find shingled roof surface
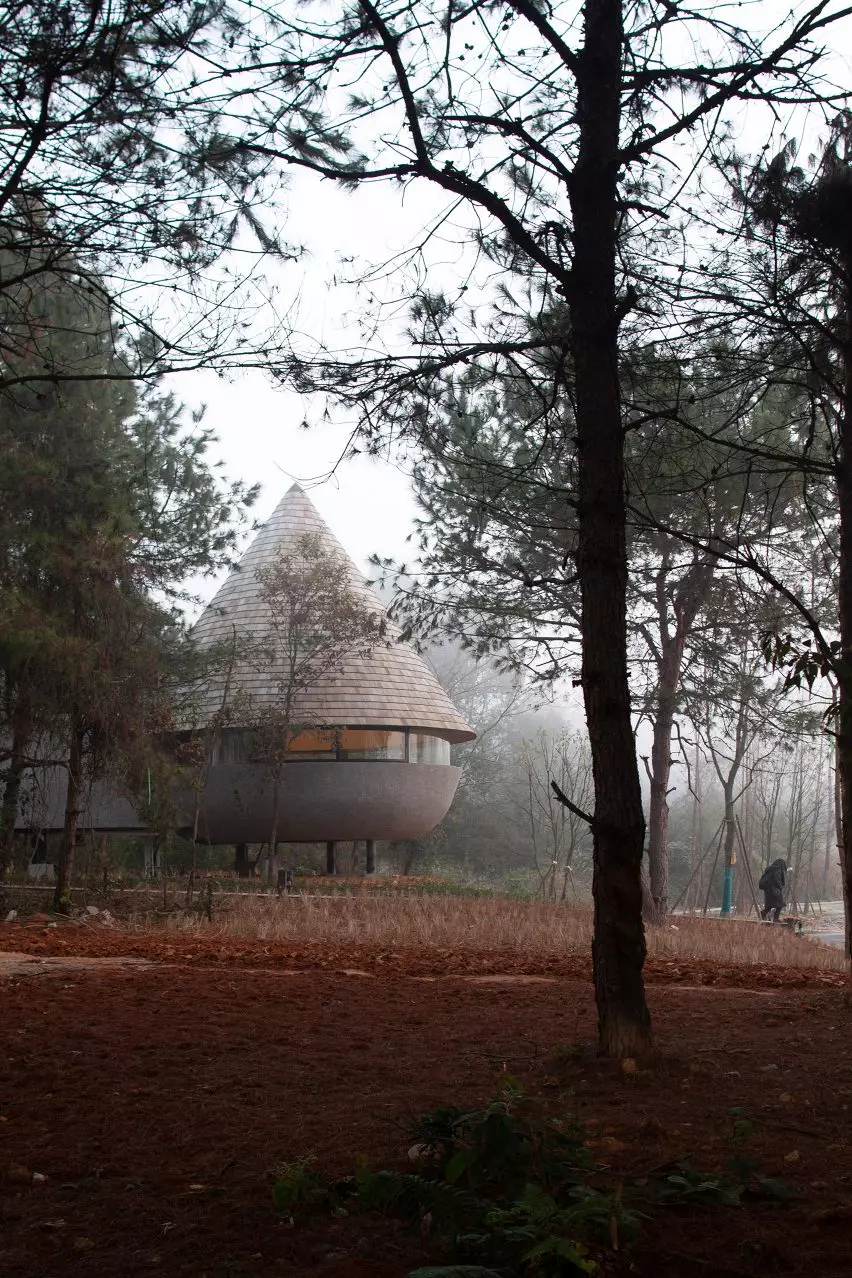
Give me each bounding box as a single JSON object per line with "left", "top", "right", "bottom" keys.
{"left": 189, "top": 484, "right": 475, "bottom": 742}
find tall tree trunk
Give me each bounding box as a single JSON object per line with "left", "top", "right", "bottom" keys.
{"left": 837, "top": 671, "right": 852, "bottom": 954}
{"left": 823, "top": 795, "right": 835, "bottom": 901}
{"left": 646, "top": 557, "right": 714, "bottom": 923}
{"left": 646, "top": 644, "right": 680, "bottom": 922}
{"left": 765, "top": 774, "right": 780, "bottom": 867}
{"left": 826, "top": 738, "right": 840, "bottom": 900}
{"left": 569, "top": 0, "right": 652, "bottom": 1056}
{"left": 785, "top": 744, "right": 802, "bottom": 910}
{"left": 688, "top": 745, "right": 701, "bottom": 912}
{"left": 720, "top": 781, "right": 737, "bottom": 916}
{"left": 835, "top": 272, "right": 852, "bottom": 962}
{"left": 0, "top": 702, "right": 31, "bottom": 879}
{"left": 269, "top": 771, "right": 281, "bottom": 883}
{"left": 53, "top": 717, "right": 85, "bottom": 914}
{"left": 808, "top": 753, "right": 824, "bottom": 884}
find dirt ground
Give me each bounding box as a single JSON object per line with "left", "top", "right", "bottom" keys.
{"left": 2, "top": 926, "right": 852, "bottom": 1278}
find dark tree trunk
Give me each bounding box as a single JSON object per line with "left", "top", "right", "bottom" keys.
{"left": 835, "top": 271, "right": 852, "bottom": 962}
{"left": 645, "top": 557, "right": 714, "bottom": 923}
{"left": 53, "top": 718, "right": 85, "bottom": 914}
{"left": 0, "top": 702, "right": 31, "bottom": 879}
{"left": 569, "top": 0, "right": 652, "bottom": 1056}
{"left": 646, "top": 644, "right": 679, "bottom": 922}
{"left": 688, "top": 744, "right": 701, "bottom": 912}
{"left": 268, "top": 773, "right": 282, "bottom": 884}
{"left": 836, "top": 670, "right": 852, "bottom": 958}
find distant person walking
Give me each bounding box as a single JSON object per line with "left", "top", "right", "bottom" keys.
{"left": 759, "top": 858, "right": 787, "bottom": 922}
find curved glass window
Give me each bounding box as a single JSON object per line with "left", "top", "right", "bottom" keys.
{"left": 285, "top": 728, "right": 338, "bottom": 759}
{"left": 213, "top": 727, "right": 337, "bottom": 763}
{"left": 211, "top": 726, "right": 451, "bottom": 764}
{"left": 409, "top": 733, "right": 451, "bottom": 765}
{"left": 338, "top": 729, "right": 406, "bottom": 761}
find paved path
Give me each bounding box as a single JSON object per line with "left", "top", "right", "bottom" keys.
{"left": 814, "top": 931, "right": 846, "bottom": 949}
{"left": 0, "top": 951, "right": 152, "bottom": 978}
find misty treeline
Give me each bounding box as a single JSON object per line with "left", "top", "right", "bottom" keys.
{"left": 3, "top": 0, "right": 852, "bottom": 1053}
{"left": 385, "top": 647, "right": 841, "bottom": 915}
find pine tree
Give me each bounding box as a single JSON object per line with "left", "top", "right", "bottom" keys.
{"left": 0, "top": 250, "right": 257, "bottom": 899}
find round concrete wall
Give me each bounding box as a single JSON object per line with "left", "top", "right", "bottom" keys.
{"left": 175, "top": 761, "right": 462, "bottom": 844}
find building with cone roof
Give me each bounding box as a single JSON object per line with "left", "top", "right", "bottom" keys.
{"left": 15, "top": 484, "right": 475, "bottom": 874}
{"left": 189, "top": 483, "right": 473, "bottom": 743}
{"left": 170, "top": 483, "right": 475, "bottom": 855}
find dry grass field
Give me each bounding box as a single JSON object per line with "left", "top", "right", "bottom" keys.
{"left": 159, "top": 892, "right": 848, "bottom": 972}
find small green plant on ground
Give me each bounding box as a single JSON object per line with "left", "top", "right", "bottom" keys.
{"left": 643, "top": 1107, "right": 794, "bottom": 1211}
{"left": 271, "top": 1156, "right": 331, "bottom": 1222}
{"left": 655, "top": 1157, "right": 793, "bottom": 1208}
{"left": 271, "top": 1090, "right": 794, "bottom": 1276}
{"left": 273, "top": 1082, "right": 639, "bottom": 1275}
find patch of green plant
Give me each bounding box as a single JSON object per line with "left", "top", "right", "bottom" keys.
{"left": 188, "top": 879, "right": 215, "bottom": 921}
{"left": 726, "top": 1106, "right": 757, "bottom": 1145}
{"left": 271, "top": 1156, "right": 332, "bottom": 1221}
{"left": 747, "top": 1177, "right": 795, "bottom": 1202}
{"left": 651, "top": 1157, "right": 794, "bottom": 1209}
{"left": 352, "top": 1086, "right": 639, "bottom": 1276}
{"left": 271, "top": 1087, "right": 789, "bottom": 1274}
{"left": 654, "top": 1162, "right": 745, "bottom": 1207}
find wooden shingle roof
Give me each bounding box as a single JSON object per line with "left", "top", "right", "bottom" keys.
{"left": 189, "top": 484, "right": 476, "bottom": 743}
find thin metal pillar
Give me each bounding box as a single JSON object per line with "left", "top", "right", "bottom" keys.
{"left": 365, "top": 839, "right": 376, "bottom": 875}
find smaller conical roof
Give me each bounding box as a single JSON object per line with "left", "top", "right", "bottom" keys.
{"left": 189, "top": 484, "right": 475, "bottom": 742}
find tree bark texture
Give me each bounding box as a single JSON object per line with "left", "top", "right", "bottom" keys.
{"left": 720, "top": 783, "right": 737, "bottom": 916}
{"left": 54, "top": 719, "right": 84, "bottom": 913}
{"left": 835, "top": 270, "right": 852, "bottom": 962}
{"left": 269, "top": 772, "right": 282, "bottom": 883}
{"left": 688, "top": 745, "right": 701, "bottom": 912}
{"left": 569, "top": 0, "right": 652, "bottom": 1056}
{"left": 830, "top": 741, "right": 842, "bottom": 900}
{"left": 646, "top": 695, "right": 674, "bottom": 921}
{"left": 0, "top": 701, "right": 30, "bottom": 879}
{"left": 645, "top": 559, "right": 714, "bottom": 923}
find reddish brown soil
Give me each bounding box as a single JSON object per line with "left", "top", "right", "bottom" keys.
{"left": 2, "top": 933, "right": 852, "bottom": 1278}
{"left": 0, "top": 918, "right": 846, "bottom": 988}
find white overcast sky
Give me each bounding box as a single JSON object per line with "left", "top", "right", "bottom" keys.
{"left": 178, "top": 174, "right": 460, "bottom": 616}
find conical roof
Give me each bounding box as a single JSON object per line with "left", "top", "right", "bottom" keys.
{"left": 189, "top": 484, "right": 475, "bottom": 743}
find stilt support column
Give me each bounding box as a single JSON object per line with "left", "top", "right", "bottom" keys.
{"left": 235, "top": 843, "right": 251, "bottom": 879}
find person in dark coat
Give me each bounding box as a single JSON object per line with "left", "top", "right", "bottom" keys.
{"left": 758, "top": 858, "right": 787, "bottom": 922}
